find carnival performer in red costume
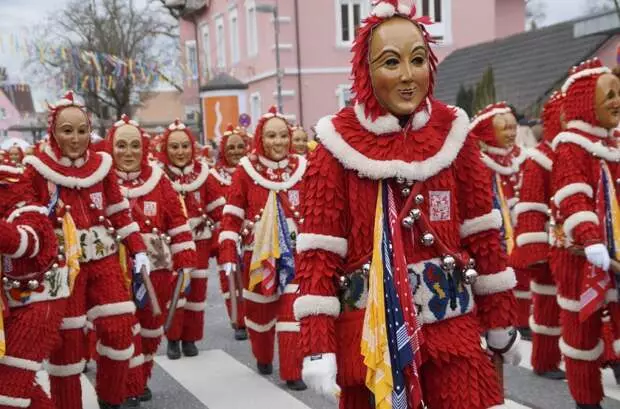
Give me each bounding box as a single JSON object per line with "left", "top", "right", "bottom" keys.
{"left": 512, "top": 92, "right": 565, "bottom": 380}
{"left": 0, "top": 163, "right": 69, "bottom": 409}
{"left": 551, "top": 58, "right": 620, "bottom": 409}
{"left": 218, "top": 106, "right": 307, "bottom": 391}
{"left": 107, "top": 115, "right": 197, "bottom": 406}
{"left": 20, "top": 91, "right": 148, "bottom": 409}
{"left": 294, "top": 2, "right": 520, "bottom": 408}
{"left": 162, "top": 119, "right": 225, "bottom": 359}
{"left": 290, "top": 125, "right": 309, "bottom": 156}
{"left": 211, "top": 124, "right": 248, "bottom": 340}
{"left": 7, "top": 146, "right": 24, "bottom": 167}
{"left": 469, "top": 102, "right": 531, "bottom": 337}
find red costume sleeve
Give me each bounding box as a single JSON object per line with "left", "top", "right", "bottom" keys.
{"left": 295, "top": 146, "right": 347, "bottom": 357}
{"left": 103, "top": 172, "right": 146, "bottom": 255}
{"left": 552, "top": 143, "right": 602, "bottom": 246}
{"left": 218, "top": 169, "right": 248, "bottom": 265}
{"left": 204, "top": 175, "right": 225, "bottom": 247}
{"left": 161, "top": 176, "right": 197, "bottom": 270}
{"left": 512, "top": 158, "right": 550, "bottom": 268}
{"left": 454, "top": 135, "right": 517, "bottom": 330}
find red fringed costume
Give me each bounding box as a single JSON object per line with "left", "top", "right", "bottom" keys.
{"left": 106, "top": 116, "right": 197, "bottom": 399}
{"left": 0, "top": 165, "right": 68, "bottom": 409}
{"left": 469, "top": 103, "right": 530, "bottom": 330}
{"left": 211, "top": 125, "right": 246, "bottom": 331}
{"left": 550, "top": 59, "right": 620, "bottom": 406}
{"left": 19, "top": 92, "right": 146, "bottom": 409}
{"left": 218, "top": 107, "right": 306, "bottom": 383}
{"left": 294, "top": 3, "right": 519, "bottom": 408}
{"left": 511, "top": 93, "right": 564, "bottom": 375}
{"left": 162, "top": 120, "right": 225, "bottom": 345}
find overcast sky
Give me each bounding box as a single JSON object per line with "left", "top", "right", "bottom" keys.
{"left": 0, "top": 0, "right": 595, "bottom": 110}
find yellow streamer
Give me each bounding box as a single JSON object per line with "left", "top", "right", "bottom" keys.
{"left": 62, "top": 212, "right": 82, "bottom": 292}
{"left": 495, "top": 174, "right": 514, "bottom": 255}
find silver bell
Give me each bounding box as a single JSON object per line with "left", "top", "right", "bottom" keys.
{"left": 11, "top": 280, "right": 21, "bottom": 289}
{"left": 57, "top": 254, "right": 65, "bottom": 261}
{"left": 401, "top": 187, "right": 411, "bottom": 197}
{"left": 44, "top": 271, "right": 53, "bottom": 280}
{"left": 2, "top": 277, "right": 10, "bottom": 289}
{"left": 467, "top": 258, "right": 476, "bottom": 269}
{"left": 107, "top": 227, "right": 115, "bottom": 234}
{"left": 98, "top": 215, "right": 105, "bottom": 223}
{"left": 294, "top": 211, "right": 301, "bottom": 218}
{"left": 115, "top": 235, "right": 122, "bottom": 242}
{"left": 27, "top": 280, "right": 39, "bottom": 290}
{"left": 339, "top": 275, "right": 351, "bottom": 289}
{"left": 410, "top": 208, "right": 421, "bottom": 220}
{"left": 152, "top": 227, "right": 159, "bottom": 234}
{"left": 246, "top": 221, "right": 255, "bottom": 230}
{"left": 241, "top": 228, "right": 250, "bottom": 236}
{"left": 166, "top": 235, "right": 172, "bottom": 244}
{"left": 415, "top": 194, "right": 424, "bottom": 205}
{"left": 402, "top": 216, "right": 414, "bottom": 228}
{"left": 362, "top": 263, "right": 371, "bottom": 274}
{"left": 463, "top": 268, "right": 479, "bottom": 285}
{"left": 421, "top": 232, "right": 435, "bottom": 246}
{"left": 52, "top": 263, "right": 60, "bottom": 270}
{"left": 254, "top": 215, "right": 261, "bottom": 222}
{"left": 441, "top": 255, "right": 456, "bottom": 273}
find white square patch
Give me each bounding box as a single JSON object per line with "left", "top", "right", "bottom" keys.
{"left": 193, "top": 191, "right": 202, "bottom": 204}
{"left": 288, "top": 190, "right": 300, "bottom": 207}
{"left": 144, "top": 201, "right": 157, "bottom": 217}
{"left": 429, "top": 191, "right": 451, "bottom": 222}
{"left": 90, "top": 192, "right": 103, "bottom": 210}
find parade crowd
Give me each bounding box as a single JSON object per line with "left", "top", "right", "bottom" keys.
{"left": 2, "top": 1, "right": 620, "bottom": 409}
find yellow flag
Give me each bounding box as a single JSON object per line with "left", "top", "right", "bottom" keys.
{"left": 62, "top": 212, "right": 82, "bottom": 292}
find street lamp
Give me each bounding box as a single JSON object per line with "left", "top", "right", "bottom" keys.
{"left": 256, "top": 4, "right": 283, "bottom": 113}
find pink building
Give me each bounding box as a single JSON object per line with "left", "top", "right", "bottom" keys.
{"left": 176, "top": 0, "right": 526, "bottom": 135}
{"left": 0, "top": 88, "right": 23, "bottom": 140}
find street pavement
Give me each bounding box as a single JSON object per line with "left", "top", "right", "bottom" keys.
{"left": 36, "top": 269, "right": 620, "bottom": 408}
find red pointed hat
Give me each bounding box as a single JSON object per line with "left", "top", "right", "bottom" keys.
{"left": 253, "top": 106, "right": 292, "bottom": 157}
{"left": 160, "top": 118, "right": 197, "bottom": 166}
{"left": 46, "top": 90, "right": 91, "bottom": 158}
{"left": 351, "top": 1, "right": 437, "bottom": 121}
{"left": 541, "top": 91, "right": 564, "bottom": 143}
{"left": 468, "top": 102, "right": 512, "bottom": 147}
{"left": 105, "top": 114, "right": 150, "bottom": 169}
{"left": 561, "top": 58, "right": 612, "bottom": 125}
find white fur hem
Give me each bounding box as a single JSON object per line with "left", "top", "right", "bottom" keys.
{"left": 124, "top": 165, "right": 163, "bottom": 199}
{"left": 563, "top": 211, "right": 599, "bottom": 241}
{"left": 472, "top": 267, "right": 517, "bottom": 296}
{"left": 129, "top": 354, "right": 145, "bottom": 369}
{"left": 45, "top": 359, "right": 86, "bottom": 377}
{"left": 190, "top": 269, "right": 209, "bottom": 279}
{"left": 614, "top": 339, "right": 620, "bottom": 355}
{"left": 117, "top": 222, "right": 139, "bottom": 240}
{"left": 6, "top": 205, "right": 48, "bottom": 223}
{"left": 87, "top": 301, "right": 136, "bottom": 321}
{"left": 514, "top": 290, "right": 532, "bottom": 299}
{"left": 184, "top": 301, "right": 207, "bottom": 312}
{"left": 516, "top": 232, "right": 549, "bottom": 247}
{"left": 105, "top": 199, "right": 129, "bottom": 217}
{"left": 242, "top": 289, "right": 279, "bottom": 304}
{"left": 245, "top": 317, "right": 277, "bottom": 333}
{"left": 316, "top": 106, "right": 469, "bottom": 181}
{"left": 24, "top": 152, "right": 112, "bottom": 189}
{"left": 171, "top": 241, "right": 196, "bottom": 254}
{"left": 223, "top": 204, "right": 245, "bottom": 219}
{"left": 0, "top": 355, "right": 42, "bottom": 372}
{"left": 528, "top": 148, "right": 553, "bottom": 171}
{"left": 552, "top": 131, "right": 620, "bottom": 162}
{"left": 529, "top": 316, "right": 561, "bottom": 336}
{"left": 283, "top": 284, "right": 299, "bottom": 294}
{"left": 240, "top": 155, "right": 307, "bottom": 191}
{"left": 140, "top": 326, "right": 164, "bottom": 338}
{"left": 60, "top": 315, "right": 87, "bottom": 330}
{"left": 0, "top": 394, "right": 30, "bottom": 408}
{"left": 168, "top": 223, "right": 191, "bottom": 237}
{"left": 96, "top": 342, "right": 135, "bottom": 361}
{"left": 559, "top": 338, "right": 603, "bottom": 361}
{"left": 294, "top": 295, "right": 340, "bottom": 320}
{"left": 206, "top": 197, "right": 226, "bottom": 212}
{"left": 460, "top": 209, "right": 502, "bottom": 238}
{"left": 557, "top": 295, "right": 581, "bottom": 312}
{"left": 276, "top": 321, "right": 301, "bottom": 333}
{"left": 530, "top": 281, "right": 557, "bottom": 296}
{"left": 513, "top": 202, "right": 549, "bottom": 219}
{"left": 296, "top": 233, "right": 348, "bottom": 257}
{"left": 218, "top": 231, "right": 240, "bottom": 244}
{"left": 553, "top": 183, "right": 593, "bottom": 208}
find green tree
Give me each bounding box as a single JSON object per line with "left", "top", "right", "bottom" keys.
{"left": 473, "top": 66, "right": 497, "bottom": 114}
{"left": 456, "top": 84, "right": 474, "bottom": 117}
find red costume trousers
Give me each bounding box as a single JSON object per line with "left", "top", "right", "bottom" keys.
{"left": 551, "top": 248, "right": 620, "bottom": 405}
{"left": 242, "top": 253, "right": 302, "bottom": 381}
{"left": 0, "top": 300, "right": 66, "bottom": 409}
{"left": 48, "top": 256, "right": 136, "bottom": 408}
{"left": 127, "top": 269, "right": 179, "bottom": 397}
{"left": 514, "top": 267, "right": 532, "bottom": 329}
{"left": 529, "top": 264, "right": 562, "bottom": 373}
{"left": 335, "top": 310, "right": 503, "bottom": 409}
{"left": 218, "top": 267, "right": 246, "bottom": 329}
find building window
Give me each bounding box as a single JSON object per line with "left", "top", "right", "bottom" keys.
{"left": 201, "top": 25, "right": 212, "bottom": 80}
{"left": 415, "top": 0, "right": 450, "bottom": 42}
{"left": 250, "top": 92, "right": 262, "bottom": 131}
{"left": 185, "top": 40, "right": 198, "bottom": 80}
{"left": 229, "top": 8, "right": 240, "bottom": 64}
{"left": 336, "top": 85, "right": 353, "bottom": 109}
{"left": 246, "top": 1, "right": 258, "bottom": 56}
{"left": 185, "top": 105, "right": 199, "bottom": 123}
{"left": 336, "top": 0, "right": 369, "bottom": 45}
{"left": 0, "top": 108, "right": 6, "bottom": 120}
{"left": 215, "top": 16, "right": 226, "bottom": 69}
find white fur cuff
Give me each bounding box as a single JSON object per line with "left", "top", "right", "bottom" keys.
{"left": 513, "top": 202, "right": 549, "bottom": 219}
{"left": 45, "top": 359, "right": 86, "bottom": 377}
{"left": 530, "top": 281, "right": 557, "bottom": 296}
{"left": 554, "top": 183, "right": 593, "bottom": 208}
{"left": 296, "top": 233, "right": 348, "bottom": 258}
{"left": 557, "top": 295, "right": 581, "bottom": 312}
{"left": 563, "top": 211, "right": 599, "bottom": 241}
{"left": 105, "top": 199, "right": 130, "bottom": 217}
{"left": 294, "top": 295, "right": 340, "bottom": 320}
{"left": 7, "top": 205, "right": 48, "bottom": 223}
{"left": 223, "top": 204, "right": 245, "bottom": 219}
{"left": 529, "top": 316, "right": 561, "bottom": 336}
{"left": 516, "top": 232, "right": 549, "bottom": 247}
{"left": 459, "top": 209, "right": 502, "bottom": 239}
{"left": 171, "top": 241, "right": 196, "bottom": 254}
{"left": 276, "top": 321, "right": 301, "bottom": 333}
{"left": 0, "top": 394, "right": 30, "bottom": 408}
{"left": 96, "top": 342, "right": 135, "bottom": 361}
{"left": 87, "top": 301, "right": 136, "bottom": 321}
{"left": 245, "top": 317, "right": 277, "bottom": 333}
{"left": 472, "top": 267, "right": 516, "bottom": 296}
{"left": 559, "top": 338, "right": 603, "bottom": 361}
{"left": 206, "top": 197, "right": 226, "bottom": 212}
{"left": 117, "top": 222, "right": 139, "bottom": 240}
{"left": 168, "top": 223, "right": 191, "bottom": 237}
{"left": 60, "top": 315, "right": 87, "bottom": 330}
{"left": 218, "top": 231, "right": 240, "bottom": 244}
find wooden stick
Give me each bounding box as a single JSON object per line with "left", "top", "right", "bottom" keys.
{"left": 492, "top": 353, "right": 504, "bottom": 391}
{"left": 141, "top": 266, "right": 162, "bottom": 316}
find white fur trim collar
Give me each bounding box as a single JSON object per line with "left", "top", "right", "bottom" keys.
{"left": 240, "top": 155, "right": 307, "bottom": 191}
{"left": 209, "top": 168, "right": 232, "bottom": 186}
{"left": 316, "top": 106, "right": 469, "bottom": 181}
{"left": 171, "top": 162, "right": 210, "bottom": 193}
{"left": 484, "top": 145, "right": 512, "bottom": 156}
{"left": 23, "top": 152, "right": 112, "bottom": 189}
{"left": 44, "top": 145, "right": 88, "bottom": 168}
{"left": 353, "top": 99, "right": 432, "bottom": 135}
{"left": 528, "top": 147, "right": 552, "bottom": 171}
{"left": 258, "top": 155, "right": 289, "bottom": 169}
{"left": 566, "top": 120, "right": 613, "bottom": 138}
{"left": 116, "top": 170, "right": 141, "bottom": 181}
{"left": 552, "top": 131, "right": 620, "bottom": 162}
{"left": 122, "top": 165, "right": 163, "bottom": 199}
{"left": 168, "top": 163, "right": 194, "bottom": 176}
{"left": 480, "top": 152, "right": 521, "bottom": 175}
